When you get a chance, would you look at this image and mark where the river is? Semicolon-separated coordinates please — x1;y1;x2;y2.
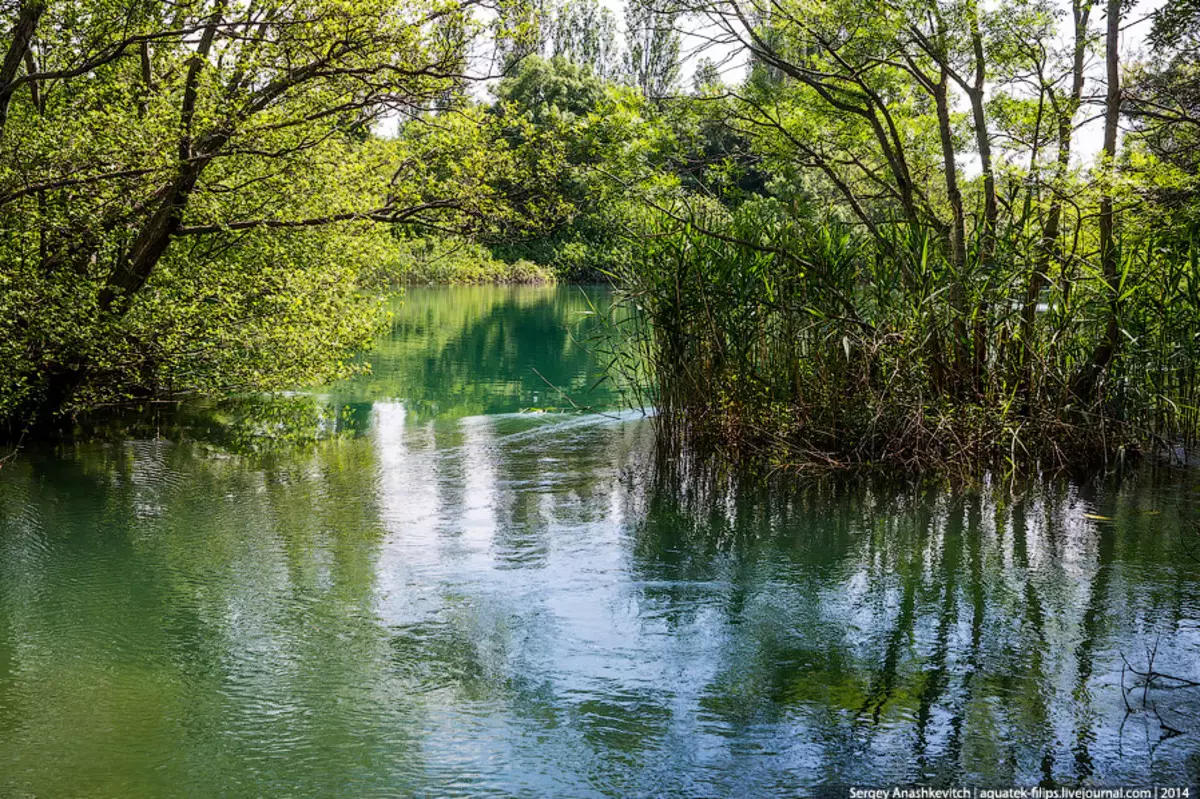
2;284;1200;795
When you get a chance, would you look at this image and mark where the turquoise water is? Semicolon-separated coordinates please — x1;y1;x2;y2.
2;285;1200;796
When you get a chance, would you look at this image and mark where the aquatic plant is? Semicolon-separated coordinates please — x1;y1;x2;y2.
617;200;1200;474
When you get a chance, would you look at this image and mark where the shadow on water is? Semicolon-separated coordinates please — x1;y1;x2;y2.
3;286;1200;795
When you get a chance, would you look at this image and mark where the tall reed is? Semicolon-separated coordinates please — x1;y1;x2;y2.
616;199;1200;474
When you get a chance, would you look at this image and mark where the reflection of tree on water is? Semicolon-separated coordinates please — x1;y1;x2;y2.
334;285;630;420
366;402;676;791
10;284;1200;793
1071;481;1116;780
5;414;1200;794
1009;500;1055;786
623;464;1200;787
0;439;438;796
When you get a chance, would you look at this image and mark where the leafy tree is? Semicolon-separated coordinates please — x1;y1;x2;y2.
486;54;675;277
1126;0;1200;209
624;0;680;99
0;0;540;430
691;58;723;95
494;54;609;123
494;0;554;71
597;0;1200;469
551;0;622;80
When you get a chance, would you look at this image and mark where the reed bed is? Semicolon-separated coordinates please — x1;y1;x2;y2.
615;201;1200;475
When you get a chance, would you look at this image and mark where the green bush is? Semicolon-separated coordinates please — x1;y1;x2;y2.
373;237;556;285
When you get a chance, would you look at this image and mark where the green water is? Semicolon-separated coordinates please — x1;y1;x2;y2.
3;284;1200;796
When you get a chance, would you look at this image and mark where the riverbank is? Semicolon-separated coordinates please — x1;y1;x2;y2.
381;237;557;285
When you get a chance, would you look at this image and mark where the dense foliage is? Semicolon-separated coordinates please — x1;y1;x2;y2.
0;0;556;432
607;0;1200;472
3;0;1199;472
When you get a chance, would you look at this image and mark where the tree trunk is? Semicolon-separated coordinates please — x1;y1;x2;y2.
1020;0;1090;398
38;6;225;421
1073;0;1122;402
933;69;971;384
966;0;996;265
0;0;43;134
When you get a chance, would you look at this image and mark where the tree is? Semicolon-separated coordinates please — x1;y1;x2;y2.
1126;0;1200;204
486;53;667;278
494;54;609;123
551;0;621;80
1072;0;1123;399
494;0;553;71
691;58;723;95
657;0;1152;398
0;0;521;429
624;0;680;99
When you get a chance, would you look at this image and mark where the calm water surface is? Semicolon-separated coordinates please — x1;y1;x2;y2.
3;285;1200;796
